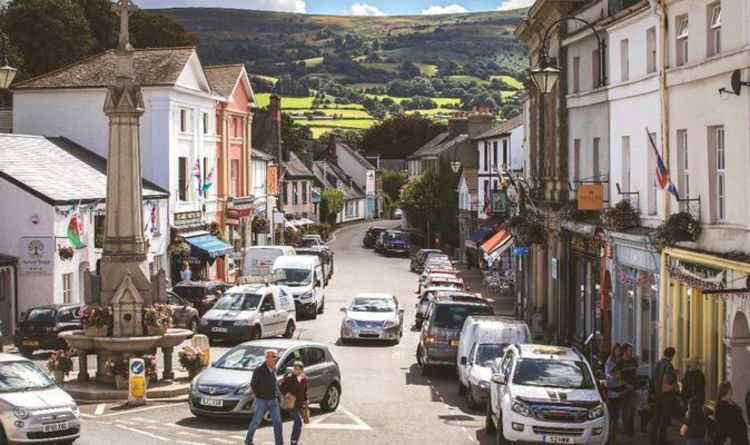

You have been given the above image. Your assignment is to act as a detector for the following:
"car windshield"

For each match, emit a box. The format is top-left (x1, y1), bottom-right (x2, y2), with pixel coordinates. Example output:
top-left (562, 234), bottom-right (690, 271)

top-left (0, 361), bottom-right (54, 393)
top-left (172, 286), bottom-right (206, 300)
top-left (275, 268), bottom-right (311, 286)
top-left (350, 297), bottom-right (395, 313)
top-left (25, 308), bottom-right (56, 322)
top-left (386, 232), bottom-right (408, 241)
top-left (214, 346), bottom-right (287, 371)
top-left (213, 293), bottom-right (262, 311)
top-left (431, 282), bottom-right (461, 289)
top-left (513, 359), bottom-right (595, 389)
top-left (433, 305), bottom-right (492, 329)
top-left (476, 344), bottom-right (506, 366)
top-left (298, 239), bottom-right (320, 248)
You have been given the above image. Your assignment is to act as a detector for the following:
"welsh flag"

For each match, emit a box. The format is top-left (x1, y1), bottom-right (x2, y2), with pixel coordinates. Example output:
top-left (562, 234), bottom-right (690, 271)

top-left (67, 211), bottom-right (85, 249)
top-left (202, 166), bottom-right (215, 194)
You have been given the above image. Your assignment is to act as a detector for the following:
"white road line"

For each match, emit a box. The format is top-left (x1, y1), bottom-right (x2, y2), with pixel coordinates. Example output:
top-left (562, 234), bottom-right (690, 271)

top-left (94, 403), bottom-right (106, 416)
top-left (79, 403), bottom-right (183, 418)
top-left (177, 441), bottom-right (209, 445)
top-left (208, 438), bottom-right (234, 444)
top-left (230, 436), bottom-right (246, 441)
top-left (116, 423), bottom-right (169, 441)
top-left (132, 417), bottom-right (159, 423)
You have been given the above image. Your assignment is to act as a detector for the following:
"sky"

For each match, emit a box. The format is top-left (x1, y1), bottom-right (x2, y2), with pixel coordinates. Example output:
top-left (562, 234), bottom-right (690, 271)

top-left (135, 0), bottom-right (534, 15)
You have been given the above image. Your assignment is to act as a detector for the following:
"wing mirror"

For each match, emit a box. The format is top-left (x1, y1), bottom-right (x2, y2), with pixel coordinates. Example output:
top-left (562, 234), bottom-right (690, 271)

top-left (492, 373), bottom-right (506, 385)
top-left (415, 313), bottom-right (424, 320)
top-left (460, 356), bottom-right (467, 365)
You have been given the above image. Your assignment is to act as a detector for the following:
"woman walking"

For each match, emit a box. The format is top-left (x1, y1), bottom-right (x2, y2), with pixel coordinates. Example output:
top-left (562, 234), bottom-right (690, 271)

top-left (280, 361), bottom-right (309, 445)
top-left (680, 397), bottom-right (710, 445)
top-left (715, 381), bottom-right (749, 445)
top-left (605, 343), bottom-right (623, 378)
top-left (681, 356), bottom-right (706, 410)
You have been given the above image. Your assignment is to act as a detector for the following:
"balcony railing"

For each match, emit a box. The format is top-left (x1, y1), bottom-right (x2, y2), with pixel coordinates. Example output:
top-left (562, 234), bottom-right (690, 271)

top-left (615, 183), bottom-right (640, 213)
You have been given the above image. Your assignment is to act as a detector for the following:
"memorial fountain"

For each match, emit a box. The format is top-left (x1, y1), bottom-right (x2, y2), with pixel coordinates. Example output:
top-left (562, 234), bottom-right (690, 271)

top-left (60, 0), bottom-right (191, 386)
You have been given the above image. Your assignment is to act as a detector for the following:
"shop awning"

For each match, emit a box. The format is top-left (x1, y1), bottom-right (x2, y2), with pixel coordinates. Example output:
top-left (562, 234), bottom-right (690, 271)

top-left (481, 229), bottom-right (511, 254)
top-left (466, 216), bottom-right (502, 248)
top-left (184, 235), bottom-right (233, 259)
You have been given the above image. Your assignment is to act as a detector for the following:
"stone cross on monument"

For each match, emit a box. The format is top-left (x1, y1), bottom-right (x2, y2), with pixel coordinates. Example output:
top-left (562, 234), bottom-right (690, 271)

top-left (113, 0), bottom-right (138, 51)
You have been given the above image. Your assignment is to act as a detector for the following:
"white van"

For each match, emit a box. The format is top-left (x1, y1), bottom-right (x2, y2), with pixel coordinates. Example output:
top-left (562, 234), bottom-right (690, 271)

top-left (272, 255), bottom-right (325, 319)
top-left (457, 316), bottom-right (531, 409)
top-left (243, 246), bottom-right (296, 276)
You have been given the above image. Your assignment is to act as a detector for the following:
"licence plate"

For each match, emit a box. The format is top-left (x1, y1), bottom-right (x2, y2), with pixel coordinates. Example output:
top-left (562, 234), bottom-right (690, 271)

top-left (22, 340), bottom-right (39, 346)
top-left (449, 339), bottom-right (459, 346)
top-left (200, 398), bottom-right (223, 407)
top-left (360, 330), bottom-right (379, 335)
top-left (43, 422), bottom-right (69, 433)
top-left (211, 327), bottom-right (228, 333)
top-left (545, 436), bottom-right (572, 444)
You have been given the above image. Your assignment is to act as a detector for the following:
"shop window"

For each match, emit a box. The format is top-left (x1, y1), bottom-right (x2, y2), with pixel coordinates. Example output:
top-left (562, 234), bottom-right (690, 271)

top-left (676, 15), bottom-right (689, 66)
top-left (62, 273), bottom-right (73, 304)
top-left (707, 3), bottom-right (721, 57)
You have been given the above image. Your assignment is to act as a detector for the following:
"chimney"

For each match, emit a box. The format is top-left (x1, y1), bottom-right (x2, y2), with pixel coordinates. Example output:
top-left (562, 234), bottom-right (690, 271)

top-left (448, 115), bottom-right (469, 138)
top-left (270, 94), bottom-right (286, 162)
top-left (327, 134), bottom-right (338, 165)
top-left (468, 107), bottom-right (494, 139)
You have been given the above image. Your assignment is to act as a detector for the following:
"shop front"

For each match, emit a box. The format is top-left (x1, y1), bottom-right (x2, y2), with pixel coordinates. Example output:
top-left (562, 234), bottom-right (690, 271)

top-left (465, 216), bottom-right (502, 268)
top-left (223, 196), bottom-right (255, 282)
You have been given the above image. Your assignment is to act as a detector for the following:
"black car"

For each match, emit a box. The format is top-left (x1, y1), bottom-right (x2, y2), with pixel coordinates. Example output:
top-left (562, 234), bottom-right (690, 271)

top-left (410, 249), bottom-right (444, 272)
top-left (171, 281), bottom-right (232, 316)
top-left (295, 247), bottom-right (334, 284)
top-left (382, 230), bottom-right (410, 257)
top-left (13, 305), bottom-right (81, 357)
top-left (363, 226), bottom-right (386, 248)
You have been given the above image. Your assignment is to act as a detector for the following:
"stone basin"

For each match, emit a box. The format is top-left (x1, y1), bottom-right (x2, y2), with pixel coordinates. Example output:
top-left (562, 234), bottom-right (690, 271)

top-left (60, 328), bottom-right (192, 353)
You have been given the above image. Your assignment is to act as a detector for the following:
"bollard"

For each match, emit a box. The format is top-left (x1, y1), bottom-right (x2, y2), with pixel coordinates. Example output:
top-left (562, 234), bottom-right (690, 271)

top-left (128, 358), bottom-right (147, 406)
top-left (191, 334), bottom-right (210, 368)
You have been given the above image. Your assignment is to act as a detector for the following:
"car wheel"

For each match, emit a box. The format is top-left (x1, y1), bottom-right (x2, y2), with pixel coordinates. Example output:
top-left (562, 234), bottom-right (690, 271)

top-left (466, 384), bottom-right (478, 409)
top-left (485, 398), bottom-right (496, 434)
top-left (18, 347), bottom-right (34, 358)
top-left (189, 318), bottom-right (199, 336)
top-left (317, 297), bottom-right (325, 314)
top-left (457, 380), bottom-right (466, 396)
top-left (0, 424), bottom-right (8, 445)
top-left (320, 384), bottom-right (340, 412)
top-left (283, 321), bottom-right (295, 339)
top-left (310, 308), bottom-right (317, 320)
top-left (250, 325), bottom-right (261, 340)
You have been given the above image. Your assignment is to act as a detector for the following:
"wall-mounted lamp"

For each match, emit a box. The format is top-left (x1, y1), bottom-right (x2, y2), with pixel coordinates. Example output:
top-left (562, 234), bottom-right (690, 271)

top-left (719, 69), bottom-right (749, 97)
top-left (30, 213), bottom-right (39, 225)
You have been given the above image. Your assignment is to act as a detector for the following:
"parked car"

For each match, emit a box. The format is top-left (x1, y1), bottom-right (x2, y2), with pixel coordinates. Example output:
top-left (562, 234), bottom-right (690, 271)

top-left (363, 226), bottom-right (386, 248)
top-left (410, 249), bottom-right (443, 272)
top-left (295, 246), bottom-right (334, 284)
top-left (167, 291), bottom-right (201, 335)
top-left (339, 294), bottom-right (404, 344)
top-left (0, 353), bottom-right (81, 444)
top-left (171, 281), bottom-right (232, 316)
top-left (414, 288), bottom-right (444, 329)
top-left (298, 235), bottom-right (327, 249)
top-left (416, 293), bottom-right (493, 376)
top-left (188, 339), bottom-right (342, 417)
top-left (198, 283), bottom-right (296, 342)
top-left (486, 344), bottom-right (608, 445)
top-left (273, 256), bottom-right (326, 320)
top-left (13, 305), bottom-right (81, 357)
top-left (456, 316), bottom-right (531, 409)
top-left (242, 245), bottom-right (296, 277)
top-left (423, 275), bottom-right (465, 292)
top-left (382, 230), bottom-right (410, 257)
top-left (418, 267), bottom-right (457, 292)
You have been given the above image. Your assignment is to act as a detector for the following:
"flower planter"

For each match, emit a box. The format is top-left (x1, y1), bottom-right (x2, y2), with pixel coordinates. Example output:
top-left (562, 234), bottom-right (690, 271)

top-left (84, 325), bottom-right (108, 337)
top-left (147, 326), bottom-right (167, 336)
top-left (188, 368), bottom-right (204, 379)
top-left (53, 371), bottom-right (66, 385)
top-left (114, 375), bottom-right (128, 390)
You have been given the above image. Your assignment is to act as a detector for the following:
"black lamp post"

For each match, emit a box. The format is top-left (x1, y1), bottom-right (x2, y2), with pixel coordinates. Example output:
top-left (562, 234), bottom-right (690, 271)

top-left (0, 33), bottom-right (18, 90)
top-left (530, 16), bottom-right (607, 94)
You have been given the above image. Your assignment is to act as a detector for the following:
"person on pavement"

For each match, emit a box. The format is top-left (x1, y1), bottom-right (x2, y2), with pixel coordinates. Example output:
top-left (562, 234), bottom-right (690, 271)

top-left (715, 381), bottom-right (750, 445)
top-left (681, 356), bottom-right (706, 410)
top-left (606, 366), bottom-right (628, 441)
top-left (180, 261), bottom-right (192, 282)
top-left (280, 361), bottom-right (309, 445)
top-left (650, 347), bottom-right (679, 445)
top-left (605, 343), bottom-right (623, 377)
top-left (245, 349), bottom-right (283, 445)
top-left (680, 397), bottom-right (710, 445)
top-left (619, 343), bottom-right (638, 435)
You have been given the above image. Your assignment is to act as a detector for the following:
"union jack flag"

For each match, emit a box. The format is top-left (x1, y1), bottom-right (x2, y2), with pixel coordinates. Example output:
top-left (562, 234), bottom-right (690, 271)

top-left (647, 129), bottom-right (679, 199)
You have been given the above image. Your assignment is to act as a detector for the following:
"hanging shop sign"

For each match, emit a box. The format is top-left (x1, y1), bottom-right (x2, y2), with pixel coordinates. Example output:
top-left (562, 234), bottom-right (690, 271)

top-left (513, 246), bottom-right (530, 257)
top-left (266, 164), bottom-right (280, 196)
top-left (311, 187), bottom-right (321, 204)
top-left (19, 237), bottom-right (53, 275)
top-left (673, 259), bottom-right (726, 285)
top-left (491, 189), bottom-right (509, 215)
top-left (577, 184), bottom-right (604, 211)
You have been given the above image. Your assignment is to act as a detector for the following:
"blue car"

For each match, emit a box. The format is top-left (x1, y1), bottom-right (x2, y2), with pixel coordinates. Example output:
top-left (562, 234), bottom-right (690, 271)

top-left (382, 230), bottom-right (410, 257)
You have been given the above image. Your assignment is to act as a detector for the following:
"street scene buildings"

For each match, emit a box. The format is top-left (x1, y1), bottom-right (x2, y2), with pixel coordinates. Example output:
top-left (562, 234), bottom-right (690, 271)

top-left (0, 0), bottom-right (748, 444)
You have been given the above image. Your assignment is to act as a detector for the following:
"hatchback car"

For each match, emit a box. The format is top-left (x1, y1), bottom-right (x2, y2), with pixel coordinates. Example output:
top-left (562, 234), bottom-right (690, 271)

top-left (172, 281), bottom-right (232, 316)
top-left (381, 230), bottom-right (410, 257)
top-left (362, 227), bottom-right (386, 248)
top-left (167, 291), bottom-right (201, 335)
top-left (410, 249), bottom-right (443, 272)
top-left (13, 305), bottom-right (81, 358)
top-left (340, 294), bottom-right (404, 344)
top-left (188, 339), bottom-right (342, 418)
top-left (0, 354), bottom-right (81, 444)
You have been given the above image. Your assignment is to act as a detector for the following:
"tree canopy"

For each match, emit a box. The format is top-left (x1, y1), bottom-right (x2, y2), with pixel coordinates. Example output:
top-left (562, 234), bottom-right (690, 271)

top-left (320, 189), bottom-right (345, 225)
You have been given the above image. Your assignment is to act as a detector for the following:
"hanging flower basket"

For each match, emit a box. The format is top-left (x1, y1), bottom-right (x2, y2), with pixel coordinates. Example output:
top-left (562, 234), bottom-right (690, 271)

top-left (651, 211), bottom-right (701, 249)
top-left (558, 205), bottom-right (587, 222)
top-left (57, 245), bottom-right (74, 261)
top-left (503, 214), bottom-right (547, 246)
top-left (209, 222), bottom-right (228, 242)
top-left (601, 200), bottom-right (641, 232)
top-left (252, 216), bottom-right (269, 233)
top-left (167, 239), bottom-right (191, 259)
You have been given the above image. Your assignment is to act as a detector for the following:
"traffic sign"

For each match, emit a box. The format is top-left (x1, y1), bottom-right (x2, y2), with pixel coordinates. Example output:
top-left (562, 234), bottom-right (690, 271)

top-left (128, 358), bottom-right (147, 406)
top-left (513, 246), bottom-right (529, 257)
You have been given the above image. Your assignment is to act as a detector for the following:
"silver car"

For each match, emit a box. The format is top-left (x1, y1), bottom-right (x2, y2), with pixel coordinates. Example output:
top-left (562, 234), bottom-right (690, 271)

top-left (188, 339), bottom-right (342, 418)
top-left (340, 294), bottom-right (404, 344)
top-left (0, 354), bottom-right (81, 444)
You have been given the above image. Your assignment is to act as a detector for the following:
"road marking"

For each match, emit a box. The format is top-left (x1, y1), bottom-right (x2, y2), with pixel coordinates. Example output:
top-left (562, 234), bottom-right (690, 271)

top-left (132, 417), bottom-right (159, 423)
top-left (94, 403), bottom-right (106, 416)
top-left (177, 441), bottom-right (209, 445)
top-left (116, 423), bottom-right (169, 441)
top-left (208, 438), bottom-right (234, 444)
top-left (80, 403), bottom-right (183, 418)
top-left (306, 405), bottom-right (372, 431)
top-left (392, 351), bottom-right (402, 358)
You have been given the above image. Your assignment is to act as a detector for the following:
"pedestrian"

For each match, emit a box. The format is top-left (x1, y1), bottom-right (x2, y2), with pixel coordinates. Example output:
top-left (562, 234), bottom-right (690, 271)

top-left (680, 397), bottom-right (710, 445)
top-left (650, 347), bottom-right (680, 445)
top-left (244, 349), bottom-right (283, 445)
top-left (715, 381), bottom-right (750, 445)
top-left (180, 261), bottom-right (192, 282)
top-left (635, 376), bottom-right (654, 433)
top-left (607, 366), bottom-right (628, 441)
top-left (279, 361), bottom-right (309, 445)
top-left (681, 356), bottom-right (706, 410)
top-left (465, 247), bottom-right (473, 270)
top-left (619, 343), bottom-right (638, 435)
top-left (605, 343), bottom-right (623, 377)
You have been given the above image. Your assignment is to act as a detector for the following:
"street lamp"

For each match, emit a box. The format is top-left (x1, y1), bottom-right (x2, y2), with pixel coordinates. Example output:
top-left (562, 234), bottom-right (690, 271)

top-left (450, 160), bottom-right (461, 173)
top-left (0, 60), bottom-right (17, 90)
top-left (530, 16), bottom-right (606, 94)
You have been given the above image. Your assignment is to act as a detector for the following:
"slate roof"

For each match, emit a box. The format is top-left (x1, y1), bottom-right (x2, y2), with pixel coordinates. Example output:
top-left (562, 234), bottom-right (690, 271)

top-left (311, 161), bottom-right (365, 200)
top-left (13, 47), bottom-right (195, 90)
top-left (204, 64), bottom-right (244, 98)
top-left (378, 159), bottom-right (407, 171)
top-left (336, 141), bottom-right (375, 170)
top-left (473, 115), bottom-right (523, 141)
top-left (407, 132), bottom-right (450, 159)
top-left (461, 168), bottom-right (479, 195)
top-left (285, 152), bottom-right (315, 179)
top-left (252, 148), bottom-right (275, 162)
top-left (0, 134), bottom-right (168, 205)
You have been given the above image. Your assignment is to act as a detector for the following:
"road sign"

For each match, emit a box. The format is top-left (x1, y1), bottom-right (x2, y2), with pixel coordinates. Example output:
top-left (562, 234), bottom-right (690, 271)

top-left (513, 246), bottom-right (529, 257)
top-left (128, 358), bottom-right (147, 405)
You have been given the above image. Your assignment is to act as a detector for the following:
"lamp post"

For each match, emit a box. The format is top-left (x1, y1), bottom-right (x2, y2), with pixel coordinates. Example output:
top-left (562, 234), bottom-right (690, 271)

top-left (0, 35), bottom-right (18, 89)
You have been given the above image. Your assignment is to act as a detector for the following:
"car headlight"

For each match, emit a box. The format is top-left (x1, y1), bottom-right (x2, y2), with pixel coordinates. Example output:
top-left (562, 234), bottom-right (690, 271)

top-left (13, 407), bottom-right (29, 419)
top-left (511, 399), bottom-right (532, 418)
top-left (299, 291), bottom-right (314, 301)
top-left (344, 318), bottom-right (356, 327)
top-left (235, 383), bottom-right (253, 396)
top-left (199, 318), bottom-right (209, 326)
top-left (233, 319), bottom-right (251, 326)
top-left (384, 319), bottom-right (399, 328)
top-left (587, 403), bottom-right (605, 420)
top-left (478, 380), bottom-right (490, 389)
top-left (70, 404), bottom-right (80, 416)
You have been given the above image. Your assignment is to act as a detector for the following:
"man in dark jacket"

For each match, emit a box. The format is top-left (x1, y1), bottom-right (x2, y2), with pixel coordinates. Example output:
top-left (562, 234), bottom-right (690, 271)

top-left (245, 349), bottom-right (283, 445)
top-left (650, 347), bottom-right (678, 445)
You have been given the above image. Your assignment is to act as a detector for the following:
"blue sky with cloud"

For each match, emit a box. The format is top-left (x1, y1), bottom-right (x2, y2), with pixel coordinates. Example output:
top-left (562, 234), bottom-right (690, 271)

top-left (135, 0), bottom-right (533, 15)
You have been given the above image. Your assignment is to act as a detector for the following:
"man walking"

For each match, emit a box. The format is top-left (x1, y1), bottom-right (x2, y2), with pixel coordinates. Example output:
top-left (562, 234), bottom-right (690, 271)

top-left (245, 349), bottom-right (283, 445)
top-left (619, 343), bottom-right (638, 436)
top-left (650, 347), bottom-right (679, 445)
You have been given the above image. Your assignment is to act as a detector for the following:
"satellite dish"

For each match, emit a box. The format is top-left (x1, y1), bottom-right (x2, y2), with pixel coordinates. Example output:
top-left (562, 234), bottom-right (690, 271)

top-left (731, 69), bottom-right (742, 95)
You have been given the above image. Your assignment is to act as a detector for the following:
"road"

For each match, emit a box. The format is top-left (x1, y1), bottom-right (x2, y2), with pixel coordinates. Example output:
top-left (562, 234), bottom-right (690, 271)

top-left (70, 221), bottom-right (497, 445)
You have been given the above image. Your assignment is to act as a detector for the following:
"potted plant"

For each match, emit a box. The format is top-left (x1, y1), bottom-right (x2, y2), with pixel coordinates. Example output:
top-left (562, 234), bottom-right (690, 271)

top-left (503, 214), bottom-right (547, 246)
top-left (47, 350), bottom-right (73, 384)
top-left (651, 211), bottom-right (702, 249)
top-left (178, 345), bottom-right (208, 378)
top-left (558, 205), bottom-right (587, 222)
top-left (252, 216), bottom-right (269, 233)
top-left (167, 238), bottom-right (191, 259)
top-left (143, 304), bottom-right (173, 336)
top-left (57, 245), bottom-right (74, 261)
top-left (79, 305), bottom-right (113, 337)
top-left (106, 358), bottom-right (129, 389)
top-left (141, 354), bottom-right (159, 384)
top-left (601, 200), bottom-right (641, 232)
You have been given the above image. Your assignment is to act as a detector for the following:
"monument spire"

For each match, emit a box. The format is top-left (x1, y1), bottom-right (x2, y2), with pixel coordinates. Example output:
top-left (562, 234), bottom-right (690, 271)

top-left (113, 0), bottom-right (137, 52)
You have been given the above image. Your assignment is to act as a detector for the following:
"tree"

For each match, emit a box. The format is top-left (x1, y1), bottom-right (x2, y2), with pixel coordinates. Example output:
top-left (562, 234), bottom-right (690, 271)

top-left (73, 0), bottom-right (116, 52)
top-left (320, 189), bottom-right (344, 225)
top-left (280, 113), bottom-right (316, 154)
top-left (381, 169), bottom-right (407, 201)
top-left (4, 0), bottom-right (96, 77)
top-left (130, 10), bottom-right (197, 48)
top-left (360, 115), bottom-right (444, 160)
top-left (399, 170), bottom-right (441, 243)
